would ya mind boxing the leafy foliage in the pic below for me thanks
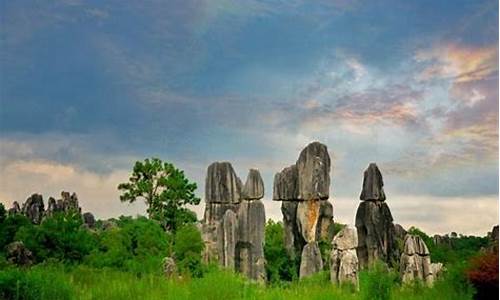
[118,158,200,232]
[359,261,398,300]
[263,220,299,283]
[173,224,205,277]
[466,250,499,300]
[0,214,33,254]
[15,212,97,263]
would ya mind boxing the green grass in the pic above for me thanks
[0,264,474,300]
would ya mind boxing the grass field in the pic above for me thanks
[0,263,474,300]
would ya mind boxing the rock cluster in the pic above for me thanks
[330,226,359,288]
[399,234,436,285]
[355,163,398,269]
[8,191,93,226]
[163,256,178,278]
[273,142,334,278]
[201,164,266,281]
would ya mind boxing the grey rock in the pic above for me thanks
[394,224,407,241]
[22,193,45,224]
[236,199,266,281]
[296,142,331,200]
[431,262,444,279]
[205,162,242,204]
[83,212,96,228]
[8,201,21,215]
[299,242,324,278]
[242,169,264,200]
[333,225,358,251]
[296,200,321,243]
[400,234,433,285]
[491,225,499,242]
[219,210,238,269]
[331,226,359,288]
[102,220,117,230]
[6,241,33,266]
[355,200,398,269]
[317,200,334,242]
[60,191,81,213]
[273,165,298,201]
[203,203,240,225]
[359,163,386,201]
[163,257,178,278]
[281,201,304,256]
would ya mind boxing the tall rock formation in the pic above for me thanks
[202,162,242,263]
[21,194,45,224]
[330,226,359,288]
[400,234,435,285]
[201,164,266,282]
[8,201,21,215]
[355,163,398,269]
[236,169,266,282]
[273,142,333,278]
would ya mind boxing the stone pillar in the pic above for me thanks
[330,226,359,289]
[400,234,435,285]
[355,163,398,269]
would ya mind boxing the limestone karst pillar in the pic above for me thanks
[330,225,359,289]
[355,163,398,269]
[236,169,266,282]
[201,162,242,264]
[272,141,334,279]
[400,234,437,285]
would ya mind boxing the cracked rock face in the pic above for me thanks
[273,165,298,201]
[359,163,386,201]
[8,201,21,215]
[299,242,324,278]
[296,142,331,201]
[331,226,359,288]
[281,201,304,257]
[219,210,238,269]
[242,169,264,200]
[400,234,434,285]
[205,162,242,204]
[22,194,45,224]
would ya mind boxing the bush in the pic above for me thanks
[0,214,33,253]
[466,251,499,300]
[263,220,299,283]
[15,212,97,263]
[174,223,205,277]
[359,261,397,300]
[85,216,169,274]
[0,266,73,300]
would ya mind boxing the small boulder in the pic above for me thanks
[330,226,359,288]
[299,242,323,278]
[83,212,96,228]
[6,241,33,266]
[163,257,178,278]
[8,201,21,215]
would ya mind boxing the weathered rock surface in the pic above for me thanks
[355,200,397,269]
[359,163,386,201]
[394,224,407,241]
[296,200,321,243]
[163,257,177,278]
[273,165,298,201]
[22,194,45,224]
[203,203,240,225]
[6,241,33,266]
[236,198,266,281]
[300,242,323,278]
[400,234,434,285]
[242,169,264,200]
[205,162,242,204]
[330,226,359,288]
[296,142,331,200]
[83,212,96,228]
[60,191,80,212]
[8,201,21,215]
[317,200,334,242]
[219,210,238,269]
[281,201,304,257]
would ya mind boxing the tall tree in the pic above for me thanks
[118,158,200,232]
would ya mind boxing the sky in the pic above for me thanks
[0,0,498,236]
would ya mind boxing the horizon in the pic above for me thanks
[1,0,498,236]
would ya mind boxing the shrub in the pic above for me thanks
[263,220,299,283]
[174,223,205,277]
[359,261,397,300]
[0,214,33,253]
[466,251,499,300]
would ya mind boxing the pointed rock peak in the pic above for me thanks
[359,163,386,201]
[205,161,242,203]
[297,141,331,200]
[242,168,264,200]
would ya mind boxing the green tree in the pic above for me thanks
[263,219,299,283]
[118,158,200,232]
[173,224,205,277]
